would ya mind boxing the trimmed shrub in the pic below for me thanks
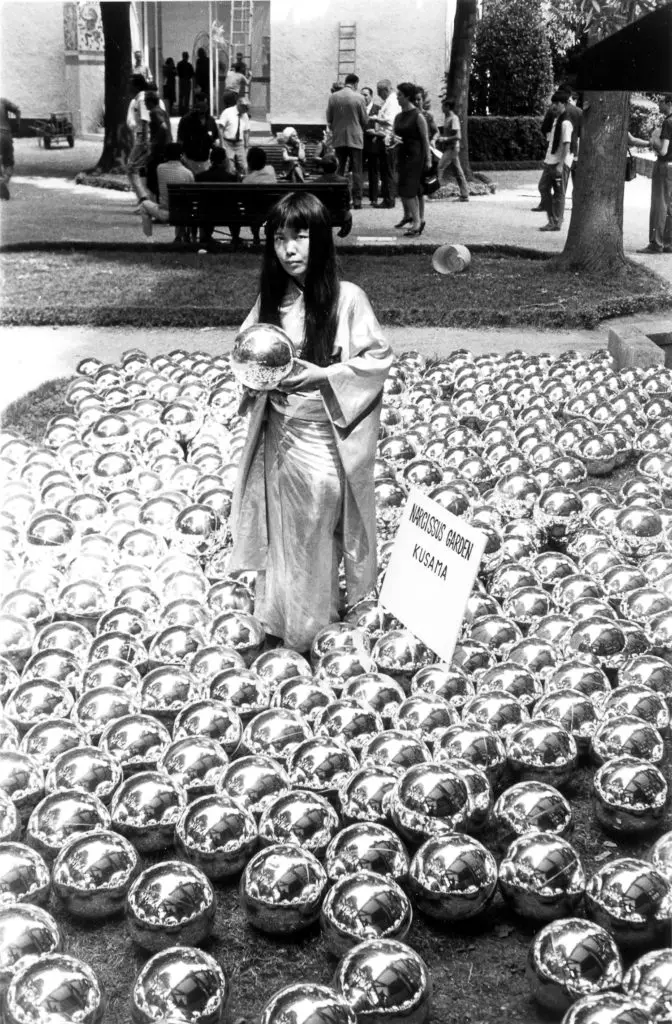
[470,0,553,116]
[629,94,662,141]
[467,117,546,163]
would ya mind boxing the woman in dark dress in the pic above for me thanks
[162,57,177,116]
[393,82,432,236]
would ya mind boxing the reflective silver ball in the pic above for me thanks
[158,736,228,798]
[0,904,62,990]
[242,708,313,762]
[126,860,216,951]
[216,754,291,817]
[361,729,432,776]
[20,718,87,768]
[288,737,359,795]
[240,842,327,934]
[333,937,432,1024]
[131,945,229,1024]
[313,699,382,751]
[260,983,356,1024]
[173,700,242,756]
[99,713,172,774]
[527,918,623,1013]
[593,757,668,835]
[325,822,409,884]
[230,323,296,390]
[649,830,672,884]
[52,829,140,918]
[492,781,573,842]
[210,668,271,720]
[506,718,578,788]
[585,856,671,951]
[110,770,188,852]
[408,833,498,921]
[622,948,672,1022]
[433,725,507,787]
[560,992,654,1024]
[321,870,412,956]
[499,832,585,921]
[175,794,258,879]
[0,791,20,842]
[258,789,340,859]
[0,841,51,908]
[0,750,44,818]
[5,952,105,1024]
[389,764,469,845]
[337,765,399,826]
[591,715,664,766]
[26,789,111,861]
[44,745,123,804]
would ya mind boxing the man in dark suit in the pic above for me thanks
[326,73,368,208]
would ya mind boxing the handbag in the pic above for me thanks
[422,164,441,196]
[625,149,637,182]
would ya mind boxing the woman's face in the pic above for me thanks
[274,226,310,285]
[397,88,406,106]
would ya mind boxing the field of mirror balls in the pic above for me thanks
[1,344,672,1023]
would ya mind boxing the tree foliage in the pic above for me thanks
[470,0,554,116]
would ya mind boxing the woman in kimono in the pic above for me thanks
[229,192,394,653]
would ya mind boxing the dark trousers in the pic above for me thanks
[335,146,363,204]
[650,160,672,249]
[178,80,191,114]
[539,162,570,227]
[378,140,397,204]
[364,147,380,204]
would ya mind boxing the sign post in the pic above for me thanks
[379,487,487,665]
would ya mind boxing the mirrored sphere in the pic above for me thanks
[593,757,668,835]
[26,789,111,860]
[240,843,327,935]
[492,781,573,842]
[390,764,469,845]
[622,948,672,1022]
[334,938,432,1024]
[175,794,258,879]
[337,765,399,826]
[158,736,228,798]
[506,718,578,788]
[260,983,356,1024]
[0,790,20,842]
[258,789,340,859]
[99,713,172,774]
[287,736,359,795]
[173,699,242,756]
[52,829,140,918]
[110,771,188,853]
[5,953,105,1024]
[585,856,671,951]
[499,832,585,921]
[217,754,291,818]
[0,903,62,990]
[126,860,216,951]
[0,750,45,817]
[408,833,498,921]
[0,841,51,908]
[321,870,412,956]
[527,918,623,1014]
[131,945,229,1024]
[325,822,409,885]
[44,745,123,804]
[561,992,654,1024]
[649,830,672,884]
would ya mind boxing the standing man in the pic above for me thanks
[326,73,368,209]
[218,95,249,178]
[0,97,20,200]
[641,94,672,254]
[126,75,165,201]
[370,79,401,209]
[437,99,469,202]
[177,93,220,176]
[176,51,194,115]
[133,49,151,82]
[538,91,573,232]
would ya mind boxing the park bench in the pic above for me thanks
[167,181,352,238]
[260,142,324,178]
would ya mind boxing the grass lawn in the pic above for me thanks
[3,377,672,1023]
[2,248,671,329]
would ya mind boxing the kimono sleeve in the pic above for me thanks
[236,298,262,416]
[322,286,393,430]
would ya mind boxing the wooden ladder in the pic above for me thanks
[337,22,356,82]
[230,0,253,72]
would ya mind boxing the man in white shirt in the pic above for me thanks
[126,75,166,200]
[539,91,573,232]
[371,79,401,208]
[218,96,250,177]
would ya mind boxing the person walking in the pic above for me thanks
[640,94,672,254]
[538,91,573,232]
[126,76,166,201]
[194,47,210,103]
[176,51,194,115]
[393,82,432,236]
[370,79,401,209]
[437,99,469,201]
[229,191,393,653]
[218,95,249,178]
[177,93,220,176]
[362,86,381,206]
[0,97,20,200]
[162,57,177,116]
[326,73,368,209]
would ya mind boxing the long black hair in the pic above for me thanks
[258,192,340,367]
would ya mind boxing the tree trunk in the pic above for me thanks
[445,0,479,179]
[553,90,630,275]
[91,1,132,173]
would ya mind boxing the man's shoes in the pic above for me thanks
[663,246,672,254]
[0,183,10,200]
[531,205,545,211]
[540,224,561,231]
[638,244,664,253]
[373,200,394,208]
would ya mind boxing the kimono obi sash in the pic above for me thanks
[269,391,330,422]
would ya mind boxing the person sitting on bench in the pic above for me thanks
[195,147,238,248]
[319,154,353,238]
[139,141,194,243]
[241,146,277,246]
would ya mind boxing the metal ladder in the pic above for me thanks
[230,0,253,72]
[337,22,356,82]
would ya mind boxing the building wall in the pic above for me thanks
[270,0,454,126]
[0,2,68,118]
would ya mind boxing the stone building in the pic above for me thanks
[0,0,456,133]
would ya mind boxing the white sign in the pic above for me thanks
[379,486,487,664]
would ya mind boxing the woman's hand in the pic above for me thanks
[277,359,328,393]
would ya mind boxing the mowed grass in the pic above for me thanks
[2,248,670,328]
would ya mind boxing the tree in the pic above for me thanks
[470,0,554,116]
[91,1,132,173]
[443,0,479,179]
[553,0,663,275]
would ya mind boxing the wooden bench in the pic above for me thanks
[167,181,352,236]
[260,142,324,179]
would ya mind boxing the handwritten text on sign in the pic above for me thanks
[379,486,487,665]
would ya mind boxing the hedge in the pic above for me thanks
[467,116,546,163]
[629,95,662,141]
